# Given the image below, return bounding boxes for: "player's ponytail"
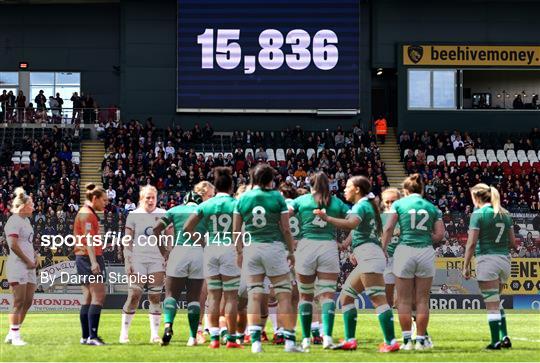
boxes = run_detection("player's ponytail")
[350,176,382,235]
[471,183,507,216]
[279,182,297,200]
[311,172,330,208]
[490,186,505,216]
[403,173,424,195]
[194,181,215,200]
[11,187,30,213]
[85,183,105,202]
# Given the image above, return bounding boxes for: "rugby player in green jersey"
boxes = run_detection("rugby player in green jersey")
[463,183,516,350]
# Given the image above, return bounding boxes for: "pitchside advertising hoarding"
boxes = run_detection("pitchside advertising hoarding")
[176,0,360,112]
[403,44,540,67]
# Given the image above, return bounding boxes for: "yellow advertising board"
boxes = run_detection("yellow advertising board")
[0,256,69,291]
[436,257,540,295]
[403,45,540,67]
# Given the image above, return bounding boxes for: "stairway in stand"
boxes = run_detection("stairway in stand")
[79,140,104,205]
[379,127,408,188]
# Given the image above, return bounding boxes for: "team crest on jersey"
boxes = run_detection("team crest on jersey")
[407,45,424,64]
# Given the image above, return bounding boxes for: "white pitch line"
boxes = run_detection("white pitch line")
[513,337,540,342]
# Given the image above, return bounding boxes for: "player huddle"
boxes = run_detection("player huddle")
[4,164,515,352]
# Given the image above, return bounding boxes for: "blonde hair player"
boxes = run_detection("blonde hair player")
[463,183,515,350]
[119,185,167,344]
[4,188,37,346]
[381,174,445,351]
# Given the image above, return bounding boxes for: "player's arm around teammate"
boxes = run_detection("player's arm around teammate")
[74,183,109,346]
[290,172,349,350]
[380,188,401,308]
[315,176,399,352]
[381,174,444,351]
[462,184,515,350]
[184,167,242,348]
[119,185,166,344]
[4,188,36,346]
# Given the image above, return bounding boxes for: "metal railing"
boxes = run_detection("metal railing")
[0,107,120,124]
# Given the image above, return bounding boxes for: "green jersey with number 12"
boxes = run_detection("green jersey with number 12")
[389,193,442,248]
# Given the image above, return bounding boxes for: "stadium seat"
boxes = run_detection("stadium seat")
[245,148,254,159]
[276,148,285,165]
[436,155,446,165]
[403,149,411,158]
[445,153,456,166]
[306,148,315,159]
[13,151,21,158]
[526,150,538,162]
[21,156,30,164]
[467,155,478,167]
[204,152,213,160]
[72,156,80,164]
[426,155,435,166]
[496,149,508,162]
[72,151,81,158]
[457,155,467,167]
[21,151,31,157]
[266,148,276,166]
[11,156,21,164]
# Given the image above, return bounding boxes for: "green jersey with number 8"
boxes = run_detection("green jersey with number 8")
[349,197,380,248]
[196,193,237,246]
[469,204,512,256]
[234,187,288,243]
[389,193,442,248]
[285,198,301,238]
[292,194,349,240]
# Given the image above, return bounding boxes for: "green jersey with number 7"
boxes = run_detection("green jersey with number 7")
[468,204,512,256]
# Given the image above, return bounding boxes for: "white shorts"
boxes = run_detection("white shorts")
[243,242,290,277]
[204,246,241,278]
[295,239,340,276]
[132,257,165,276]
[476,255,511,282]
[393,244,435,279]
[384,257,396,284]
[352,243,386,274]
[166,245,203,279]
[238,276,271,298]
[7,257,36,285]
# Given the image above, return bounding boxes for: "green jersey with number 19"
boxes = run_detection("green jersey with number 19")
[349,197,380,248]
[389,193,442,248]
[234,187,288,243]
[161,204,206,246]
[292,194,349,240]
[469,204,512,256]
[196,193,237,246]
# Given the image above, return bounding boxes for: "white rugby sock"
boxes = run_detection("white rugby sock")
[121,310,135,337]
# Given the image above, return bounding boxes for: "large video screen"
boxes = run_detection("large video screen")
[177,0,360,112]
